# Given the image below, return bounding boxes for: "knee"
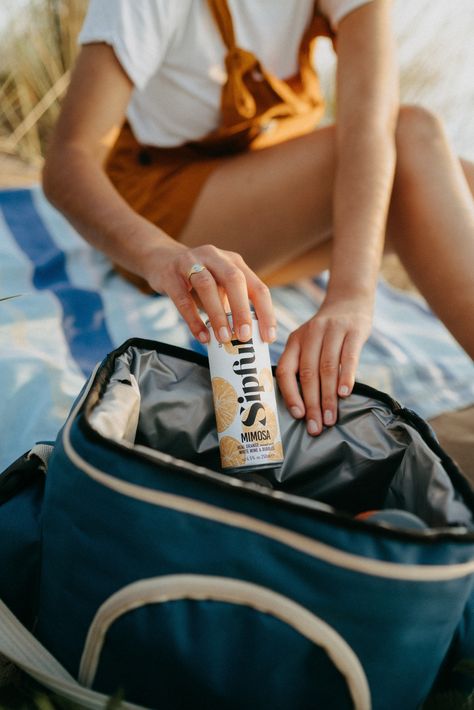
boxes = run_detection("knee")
[395,104,446,168]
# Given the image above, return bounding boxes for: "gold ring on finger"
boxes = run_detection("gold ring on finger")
[187,263,207,284]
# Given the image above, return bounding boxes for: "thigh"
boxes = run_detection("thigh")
[460,158,474,196]
[179,125,336,277]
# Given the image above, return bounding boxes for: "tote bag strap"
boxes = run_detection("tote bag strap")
[0,597,146,710]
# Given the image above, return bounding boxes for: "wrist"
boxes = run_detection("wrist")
[127,217,181,276]
[139,233,186,287]
[326,248,382,307]
[325,279,376,307]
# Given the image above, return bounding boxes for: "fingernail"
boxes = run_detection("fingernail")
[239,323,251,341]
[324,410,334,426]
[290,406,303,418]
[267,326,276,342]
[198,331,209,343]
[218,326,231,342]
[339,385,349,396]
[307,419,320,435]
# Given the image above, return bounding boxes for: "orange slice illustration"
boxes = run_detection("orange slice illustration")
[258,367,274,393]
[220,436,247,469]
[268,441,284,461]
[223,339,239,355]
[212,377,238,432]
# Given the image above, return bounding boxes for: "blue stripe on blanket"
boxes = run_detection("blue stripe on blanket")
[1,189,113,375]
[0,186,473,470]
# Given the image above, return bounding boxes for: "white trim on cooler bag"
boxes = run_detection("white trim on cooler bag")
[78,574,371,710]
[63,371,474,583]
[0,597,147,710]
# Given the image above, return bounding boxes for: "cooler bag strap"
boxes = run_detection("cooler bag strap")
[29,443,54,471]
[0,598,147,710]
[0,443,53,505]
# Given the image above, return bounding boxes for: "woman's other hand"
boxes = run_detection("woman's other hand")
[276,295,373,434]
[144,242,277,346]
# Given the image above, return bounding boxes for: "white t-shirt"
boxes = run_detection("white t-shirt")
[79,0,374,147]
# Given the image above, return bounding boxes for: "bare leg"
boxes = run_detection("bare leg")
[180,125,336,278]
[181,106,474,357]
[265,153,474,286]
[460,158,474,195]
[260,154,474,287]
[262,239,333,287]
[387,106,474,357]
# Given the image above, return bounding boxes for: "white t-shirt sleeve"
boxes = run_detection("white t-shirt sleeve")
[78,0,175,90]
[318,0,376,30]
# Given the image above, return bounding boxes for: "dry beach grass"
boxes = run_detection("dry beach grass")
[0,0,472,474]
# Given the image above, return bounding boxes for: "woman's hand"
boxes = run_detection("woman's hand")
[144,241,277,345]
[276,295,373,435]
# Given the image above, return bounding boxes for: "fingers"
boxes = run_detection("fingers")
[166,280,210,344]
[187,264,233,342]
[297,321,326,435]
[338,331,364,396]
[276,336,306,423]
[319,326,345,428]
[277,317,367,436]
[238,261,277,343]
[213,263,253,342]
[181,246,276,345]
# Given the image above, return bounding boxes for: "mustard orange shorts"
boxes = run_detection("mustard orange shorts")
[105,123,230,290]
[106,122,225,240]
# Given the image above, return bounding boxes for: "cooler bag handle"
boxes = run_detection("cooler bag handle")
[77,575,371,709]
[0,597,147,710]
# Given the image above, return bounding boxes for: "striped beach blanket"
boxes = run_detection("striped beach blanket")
[1,186,473,471]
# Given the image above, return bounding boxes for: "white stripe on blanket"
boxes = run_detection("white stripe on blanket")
[0,186,473,470]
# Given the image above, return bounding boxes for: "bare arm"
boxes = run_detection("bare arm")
[42,43,179,279]
[329,0,399,301]
[43,43,275,345]
[277,0,399,433]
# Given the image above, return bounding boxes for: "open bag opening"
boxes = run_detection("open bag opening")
[85,341,474,533]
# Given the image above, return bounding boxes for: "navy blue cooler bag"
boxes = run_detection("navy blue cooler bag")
[1,338,474,709]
